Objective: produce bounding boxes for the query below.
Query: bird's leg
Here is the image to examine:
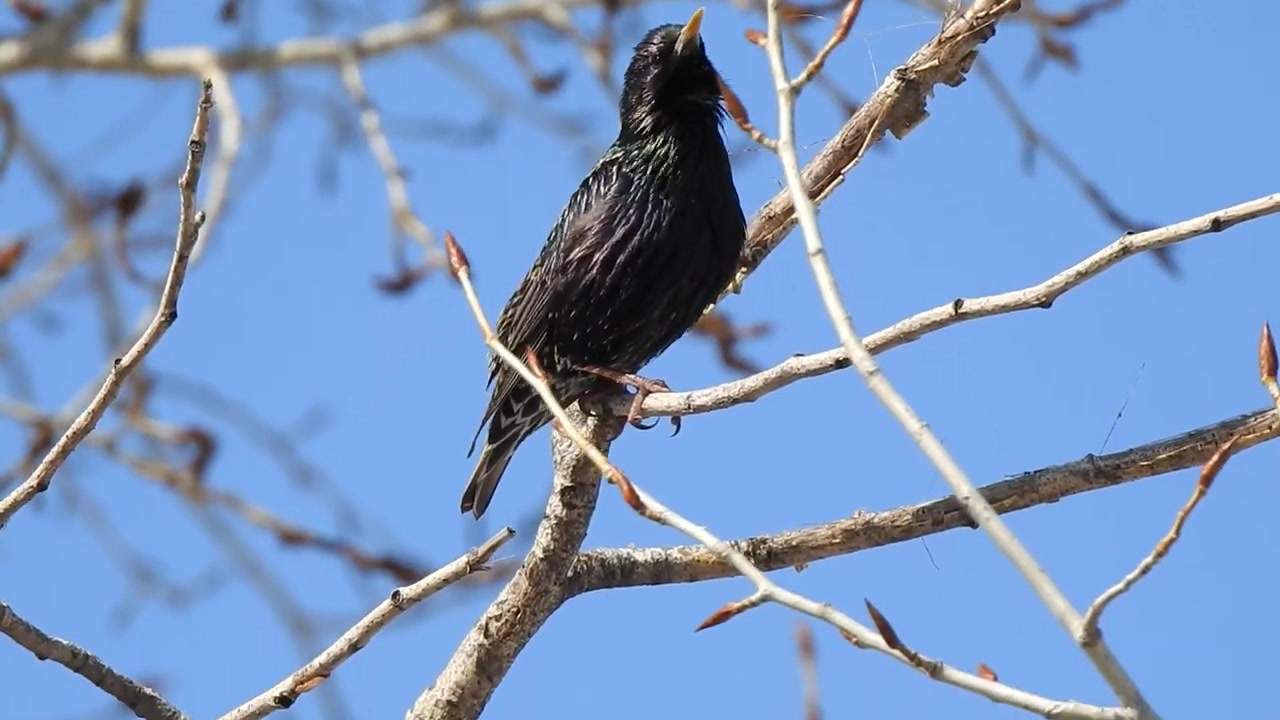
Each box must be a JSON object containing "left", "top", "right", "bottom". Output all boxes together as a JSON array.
[{"left": 576, "top": 365, "right": 682, "bottom": 436}]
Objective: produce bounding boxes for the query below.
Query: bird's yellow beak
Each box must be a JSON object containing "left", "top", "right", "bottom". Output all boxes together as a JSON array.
[{"left": 674, "top": 7, "right": 704, "bottom": 56}]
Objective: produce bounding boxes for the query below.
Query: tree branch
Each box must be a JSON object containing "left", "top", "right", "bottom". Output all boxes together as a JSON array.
[
  {"left": 0, "top": 78, "right": 212, "bottom": 530},
  {"left": 569, "top": 407, "right": 1276, "bottom": 591},
  {"left": 618, "top": 193, "right": 1280, "bottom": 421},
  {"left": 405, "top": 410, "right": 614, "bottom": 720},
  {"left": 219, "top": 528, "right": 517, "bottom": 720},
  {"left": 0, "top": 599, "right": 190, "bottom": 720}
]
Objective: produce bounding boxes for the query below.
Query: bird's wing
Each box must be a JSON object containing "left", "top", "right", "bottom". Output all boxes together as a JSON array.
[{"left": 468, "top": 150, "right": 627, "bottom": 456}]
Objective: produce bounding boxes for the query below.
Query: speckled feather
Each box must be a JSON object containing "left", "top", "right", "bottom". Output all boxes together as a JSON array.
[{"left": 462, "top": 17, "right": 747, "bottom": 518}]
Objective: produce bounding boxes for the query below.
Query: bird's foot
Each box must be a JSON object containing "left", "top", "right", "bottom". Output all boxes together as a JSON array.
[{"left": 576, "top": 365, "right": 682, "bottom": 436}]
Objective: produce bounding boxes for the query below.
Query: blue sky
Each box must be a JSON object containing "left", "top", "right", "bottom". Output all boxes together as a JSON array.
[{"left": 2, "top": 1, "right": 1278, "bottom": 718}]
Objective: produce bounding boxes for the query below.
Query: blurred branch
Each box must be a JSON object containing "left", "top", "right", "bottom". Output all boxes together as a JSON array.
[
  {"left": 0, "top": 0, "right": 635, "bottom": 75},
  {"left": 972, "top": 58, "right": 1177, "bottom": 274},
  {"left": 116, "top": 0, "right": 147, "bottom": 54},
  {"left": 337, "top": 51, "right": 444, "bottom": 283},
  {"left": 0, "top": 599, "right": 189, "bottom": 720}
]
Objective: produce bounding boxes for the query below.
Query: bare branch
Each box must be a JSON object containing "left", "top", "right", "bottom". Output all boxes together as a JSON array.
[
  {"left": 727, "top": 0, "right": 1024, "bottom": 298},
  {"left": 618, "top": 193, "right": 1280, "bottom": 422},
  {"left": 594, "top": 445, "right": 1133, "bottom": 720},
  {"left": 219, "top": 528, "right": 516, "bottom": 720},
  {"left": 0, "top": 599, "right": 189, "bottom": 720},
  {"left": 0, "top": 0, "right": 627, "bottom": 75},
  {"left": 0, "top": 78, "right": 212, "bottom": 530},
  {"left": 406, "top": 232, "right": 624, "bottom": 719},
  {"left": 570, "top": 407, "right": 1275, "bottom": 590},
  {"left": 1080, "top": 436, "right": 1241, "bottom": 642},
  {"left": 337, "top": 51, "right": 443, "bottom": 268},
  {"left": 789, "top": 0, "right": 864, "bottom": 91}
]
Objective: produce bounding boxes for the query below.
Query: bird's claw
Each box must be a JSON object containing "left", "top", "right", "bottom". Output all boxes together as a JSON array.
[{"left": 578, "top": 365, "right": 684, "bottom": 437}]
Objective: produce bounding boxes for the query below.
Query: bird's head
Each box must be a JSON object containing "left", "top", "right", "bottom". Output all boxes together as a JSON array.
[{"left": 619, "top": 9, "right": 725, "bottom": 137}]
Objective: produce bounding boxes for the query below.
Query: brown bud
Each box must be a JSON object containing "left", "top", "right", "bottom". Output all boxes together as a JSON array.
[
  {"left": 277, "top": 527, "right": 309, "bottom": 546},
  {"left": 976, "top": 663, "right": 998, "bottom": 682},
  {"left": 114, "top": 180, "right": 147, "bottom": 221},
  {"left": 795, "top": 622, "right": 816, "bottom": 660},
  {"left": 778, "top": 2, "right": 812, "bottom": 23},
  {"left": 1259, "top": 321, "right": 1276, "bottom": 382},
  {"left": 0, "top": 238, "right": 28, "bottom": 279},
  {"left": 531, "top": 70, "right": 568, "bottom": 95},
  {"left": 864, "top": 599, "right": 903, "bottom": 651},
  {"left": 177, "top": 426, "right": 217, "bottom": 482},
  {"left": 373, "top": 265, "right": 430, "bottom": 295},
  {"left": 717, "top": 77, "right": 750, "bottom": 126},
  {"left": 743, "top": 29, "right": 767, "bottom": 47},
  {"left": 696, "top": 600, "right": 744, "bottom": 631},
  {"left": 1198, "top": 434, "right": 1240, "bottom": 492},
  {"left": 609, "top": 468, "right": 647, "bottom": 513},
  {"left": 12, "top": 0, "right": 47, "bottom": 22},
  {"left": 444, "top": 230, "right": 470, "bottom": 281}
]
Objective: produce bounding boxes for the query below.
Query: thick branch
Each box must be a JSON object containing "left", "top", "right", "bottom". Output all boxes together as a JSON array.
[
  {"left": 569, "top": 407, "right": 1275, "bottom": 591},
  {"left": 405, "top": 409, "right": 619, "bottom": 720}
]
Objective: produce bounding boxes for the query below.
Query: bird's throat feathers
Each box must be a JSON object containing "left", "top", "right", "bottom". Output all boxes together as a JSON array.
[{"left": 618, "top": 98, "right": 726, "bottom": 145}]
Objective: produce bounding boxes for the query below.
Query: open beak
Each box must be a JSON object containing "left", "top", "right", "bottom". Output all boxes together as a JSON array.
[{"left": 673, "top": 7, "right": 704, "bottom": 57}]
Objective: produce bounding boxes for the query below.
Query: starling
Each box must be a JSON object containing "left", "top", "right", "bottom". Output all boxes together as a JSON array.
[{"left": 462, "top": 8, "right": 747, "bottom": 518}]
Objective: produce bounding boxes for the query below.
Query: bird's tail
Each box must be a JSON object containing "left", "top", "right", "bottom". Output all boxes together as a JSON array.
[{"left": 461, "top": 385, "right": 553, "bottom": 518}]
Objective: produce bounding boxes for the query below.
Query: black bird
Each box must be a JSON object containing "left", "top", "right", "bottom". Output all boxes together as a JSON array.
[{"left": 462, "top": 8, "right": 747, "bottom": 518}]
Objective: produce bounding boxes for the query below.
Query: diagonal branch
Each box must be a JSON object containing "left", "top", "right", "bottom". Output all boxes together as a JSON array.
[
  {"left": 0, "top": 599, "right": 190, "bottom": 720},
  {"left": 726, "top": 0, "right": 1024, "bottom": 297},
  {"left": 218, "top": 528, "right": 516, "bottom": 720},
  {"left": 761, "top": 0, "right": 1153, "bottom": 708},
  {"left": 0, "top": 78, "right": 213, "bottom": 530}
]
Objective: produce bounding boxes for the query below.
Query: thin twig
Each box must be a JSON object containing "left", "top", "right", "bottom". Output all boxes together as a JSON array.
[
  {"left": 1080, "top": 437, "right": 1240, "bottom": 641},
  {"left": 0, "top": 78, "right": 212, "bottom": 530},
  {"left": 218, "top": 528, "right": 515, "bottom": 720},
  {"left": 442, "top": 233, "right": 625, "bottom": 485},
  {"left": 337, "top": 52, "right": 443, "bottom": 266},
  {"left": 789, "top": 0, "right": 864, "bottom": 91}
]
